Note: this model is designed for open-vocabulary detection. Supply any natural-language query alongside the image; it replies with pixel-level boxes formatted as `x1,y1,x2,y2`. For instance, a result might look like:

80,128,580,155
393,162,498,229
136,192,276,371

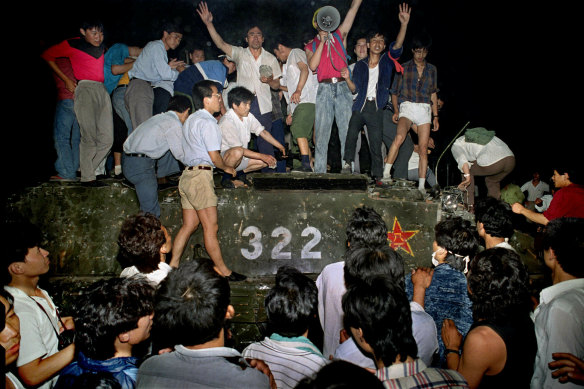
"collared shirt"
390,59,437,105
543,184,584,221
451,135,514,172
104,43,130,94
129,40,179,94
230,46,281,115
123,111,184,161
376,359,469,389
521,180,550,202
120,262,173,286
531,279,584,389
182,109,222,167
242,334,328,389
4,286,61,389
282,48,318,113
219,108,264,153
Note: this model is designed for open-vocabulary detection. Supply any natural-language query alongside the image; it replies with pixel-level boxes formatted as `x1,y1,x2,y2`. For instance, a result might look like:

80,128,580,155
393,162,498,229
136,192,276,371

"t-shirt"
218,109,264,152
520,180,550,202
304,29,348,81
42,37,106,82
282,48,318,113
543,184,584,221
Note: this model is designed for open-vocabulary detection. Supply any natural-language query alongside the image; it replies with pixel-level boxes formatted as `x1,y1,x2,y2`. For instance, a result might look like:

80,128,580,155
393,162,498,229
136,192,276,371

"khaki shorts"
178,168,217,210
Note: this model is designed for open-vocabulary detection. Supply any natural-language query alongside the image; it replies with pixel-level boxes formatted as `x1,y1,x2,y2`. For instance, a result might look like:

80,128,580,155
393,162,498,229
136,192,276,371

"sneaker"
341,162,352,174
292,166,313,173
227,271,247,282
50,175,78,182
379,177,393,185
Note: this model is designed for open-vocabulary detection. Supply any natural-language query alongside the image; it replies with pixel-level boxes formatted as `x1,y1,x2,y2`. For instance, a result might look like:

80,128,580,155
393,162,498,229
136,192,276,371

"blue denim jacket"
351,42,403,112
55,352,139,389
406,263,474,367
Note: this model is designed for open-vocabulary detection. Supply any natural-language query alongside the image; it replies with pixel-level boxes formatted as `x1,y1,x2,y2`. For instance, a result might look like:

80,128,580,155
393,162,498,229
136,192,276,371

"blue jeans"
53,99,80,179
122,151,180,217
314,82,352,173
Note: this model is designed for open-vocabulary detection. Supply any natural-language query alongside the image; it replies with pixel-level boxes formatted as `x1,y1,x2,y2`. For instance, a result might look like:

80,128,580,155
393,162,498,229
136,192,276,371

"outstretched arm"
307,30,328,72
393,3,411,50
511,202,550,225
197,2,233,57
338,0,364,45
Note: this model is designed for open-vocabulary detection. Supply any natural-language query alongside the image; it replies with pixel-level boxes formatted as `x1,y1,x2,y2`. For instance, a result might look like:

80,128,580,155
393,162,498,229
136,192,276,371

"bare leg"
383,117,412,179
169,208,200,267
297,137,309,156
197,206,232,277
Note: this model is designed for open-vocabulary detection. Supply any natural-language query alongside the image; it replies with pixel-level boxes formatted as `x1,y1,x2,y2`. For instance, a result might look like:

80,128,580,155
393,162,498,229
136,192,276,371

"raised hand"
197,2,213,25
398,3,411,25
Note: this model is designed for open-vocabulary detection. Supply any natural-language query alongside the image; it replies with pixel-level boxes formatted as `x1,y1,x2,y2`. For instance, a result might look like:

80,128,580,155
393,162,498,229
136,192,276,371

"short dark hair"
265,266,317,337
270,34,294,53
554,162,581,185
342,276,418,365
1,220,42,285
474,197,514,239
192,80,217,110
295,360,384,389
80,19,104,33
343,245,404,289
366,30,386,43
542,217,584,277
153,258,230,347
468,248,531,322
434,217,480,272
167,95,192,114
411,32,432,50
117,213,166,274
227,86,255,110
345,206,388,248
74,276,155,360
162,22,182,35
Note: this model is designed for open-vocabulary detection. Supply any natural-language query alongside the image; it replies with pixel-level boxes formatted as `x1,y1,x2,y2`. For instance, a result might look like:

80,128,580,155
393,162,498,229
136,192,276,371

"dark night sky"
9,0,559,200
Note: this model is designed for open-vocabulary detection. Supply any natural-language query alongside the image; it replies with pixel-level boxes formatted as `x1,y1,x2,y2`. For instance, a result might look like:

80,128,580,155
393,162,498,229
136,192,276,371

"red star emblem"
387,217,419,256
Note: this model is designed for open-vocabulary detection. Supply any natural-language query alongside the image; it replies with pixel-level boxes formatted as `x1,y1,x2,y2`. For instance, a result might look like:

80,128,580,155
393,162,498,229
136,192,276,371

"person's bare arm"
393,3,411,50
512,203,550,225
18,344,75,387
307,30,328,72
197,2,233,57
431,92,439,131
208,150,236,176
291,61,310,103
45,61,76,93
341,67,355,93
411,267,433,308
111,57,136,75
258,130,286,155
337,0,364,45
128,46,142,57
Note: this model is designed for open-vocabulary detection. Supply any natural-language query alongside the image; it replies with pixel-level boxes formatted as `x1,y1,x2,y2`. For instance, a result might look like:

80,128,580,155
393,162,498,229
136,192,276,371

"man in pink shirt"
305,0,363,173
42,19,113,186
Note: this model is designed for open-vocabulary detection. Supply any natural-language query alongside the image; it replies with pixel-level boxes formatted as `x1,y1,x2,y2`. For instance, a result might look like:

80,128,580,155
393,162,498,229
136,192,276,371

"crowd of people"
2,202,584,389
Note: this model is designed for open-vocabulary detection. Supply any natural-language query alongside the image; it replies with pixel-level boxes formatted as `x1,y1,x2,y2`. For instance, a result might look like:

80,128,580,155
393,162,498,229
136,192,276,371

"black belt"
186,165,212,171
126,153,147,158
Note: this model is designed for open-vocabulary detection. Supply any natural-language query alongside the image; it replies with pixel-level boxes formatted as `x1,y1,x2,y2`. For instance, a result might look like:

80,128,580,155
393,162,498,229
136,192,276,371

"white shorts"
399,102,432,126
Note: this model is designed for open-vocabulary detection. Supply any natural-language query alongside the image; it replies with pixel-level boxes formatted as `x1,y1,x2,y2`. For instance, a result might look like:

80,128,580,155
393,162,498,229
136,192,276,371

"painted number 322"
240,226,322,260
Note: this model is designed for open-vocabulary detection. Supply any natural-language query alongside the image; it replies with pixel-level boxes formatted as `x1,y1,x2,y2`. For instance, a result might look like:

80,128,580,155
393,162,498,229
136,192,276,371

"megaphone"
314,6,341,32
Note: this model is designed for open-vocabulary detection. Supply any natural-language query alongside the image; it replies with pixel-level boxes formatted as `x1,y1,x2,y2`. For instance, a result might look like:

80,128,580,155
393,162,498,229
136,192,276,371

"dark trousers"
345,101,384,178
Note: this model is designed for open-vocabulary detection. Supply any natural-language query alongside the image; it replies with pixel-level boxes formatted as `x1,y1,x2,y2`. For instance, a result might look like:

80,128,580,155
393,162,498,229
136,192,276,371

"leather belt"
320,77,345,84
126,153,147,158
186,165,212,171
366,97,376,101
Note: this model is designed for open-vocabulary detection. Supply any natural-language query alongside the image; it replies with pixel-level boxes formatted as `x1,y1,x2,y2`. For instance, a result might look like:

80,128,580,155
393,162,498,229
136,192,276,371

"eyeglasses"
212,93,222,99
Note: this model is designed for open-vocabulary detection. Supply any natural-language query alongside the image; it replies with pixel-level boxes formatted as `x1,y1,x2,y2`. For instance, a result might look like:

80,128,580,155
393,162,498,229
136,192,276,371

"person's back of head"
474,197,514,239
117,213,167,274
434,217,480,272
264,266,317,338
1,219,42,285
343,244,404,289
467,247,531,323
342,276,418,366
75,276,155,360
227,86,254,110
295,360,384,389
192,80,217,111
167,94,192,115
345,206,388,248
153,257,231,347
542,217,584,278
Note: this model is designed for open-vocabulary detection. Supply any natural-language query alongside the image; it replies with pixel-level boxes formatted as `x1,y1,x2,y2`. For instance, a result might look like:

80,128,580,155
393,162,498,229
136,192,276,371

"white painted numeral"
271,227,292,259
301,226,322,259
241,226,262,260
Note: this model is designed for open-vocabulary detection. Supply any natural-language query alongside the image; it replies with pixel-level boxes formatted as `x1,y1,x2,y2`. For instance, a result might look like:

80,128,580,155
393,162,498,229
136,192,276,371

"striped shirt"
242,334,329,389
390,59,437,106
376,359,468,389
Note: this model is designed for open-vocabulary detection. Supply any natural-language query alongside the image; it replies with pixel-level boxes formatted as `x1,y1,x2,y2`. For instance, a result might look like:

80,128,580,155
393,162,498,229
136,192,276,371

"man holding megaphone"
305,0,363,174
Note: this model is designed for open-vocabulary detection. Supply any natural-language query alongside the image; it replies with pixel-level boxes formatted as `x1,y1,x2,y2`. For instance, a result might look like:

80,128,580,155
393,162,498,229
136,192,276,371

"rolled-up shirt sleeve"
451,137,473,172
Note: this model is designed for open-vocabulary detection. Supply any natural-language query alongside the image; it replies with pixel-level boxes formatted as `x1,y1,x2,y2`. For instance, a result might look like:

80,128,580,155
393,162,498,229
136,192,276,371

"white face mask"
431,250,440,267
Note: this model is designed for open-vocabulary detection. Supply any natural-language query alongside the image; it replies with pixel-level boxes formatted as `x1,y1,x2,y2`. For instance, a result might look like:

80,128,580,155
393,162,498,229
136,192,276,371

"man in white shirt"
272,36,318,173
521,170,550,210
219,86,286,188
531,217,584,389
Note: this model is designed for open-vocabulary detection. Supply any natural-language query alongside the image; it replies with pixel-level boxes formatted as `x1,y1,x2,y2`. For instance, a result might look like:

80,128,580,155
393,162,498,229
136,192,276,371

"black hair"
434,217,480,272
227,86,255,110
411,32,432,50
345,206,388,248
167,95,192,115
270,34,294,53
474,197,514,239
74,276,155,360
192,79,217,111
117,213,166,274
343,245,404,289
1,220,42,285
80,19,104,33
264,266,317,337
295,360,384,389
553,161,581,185
542,217,584,277
161,22,182,35
153,258,230,347
366,30,386,44
342,276,418,365
467,248,531,322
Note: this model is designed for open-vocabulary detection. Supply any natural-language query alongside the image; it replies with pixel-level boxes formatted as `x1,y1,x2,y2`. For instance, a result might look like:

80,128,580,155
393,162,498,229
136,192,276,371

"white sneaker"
341,162,352,174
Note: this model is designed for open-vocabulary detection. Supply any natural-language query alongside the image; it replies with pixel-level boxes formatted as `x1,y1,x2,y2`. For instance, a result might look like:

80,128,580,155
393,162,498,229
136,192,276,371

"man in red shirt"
42,19,113,186
512,166,584,225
